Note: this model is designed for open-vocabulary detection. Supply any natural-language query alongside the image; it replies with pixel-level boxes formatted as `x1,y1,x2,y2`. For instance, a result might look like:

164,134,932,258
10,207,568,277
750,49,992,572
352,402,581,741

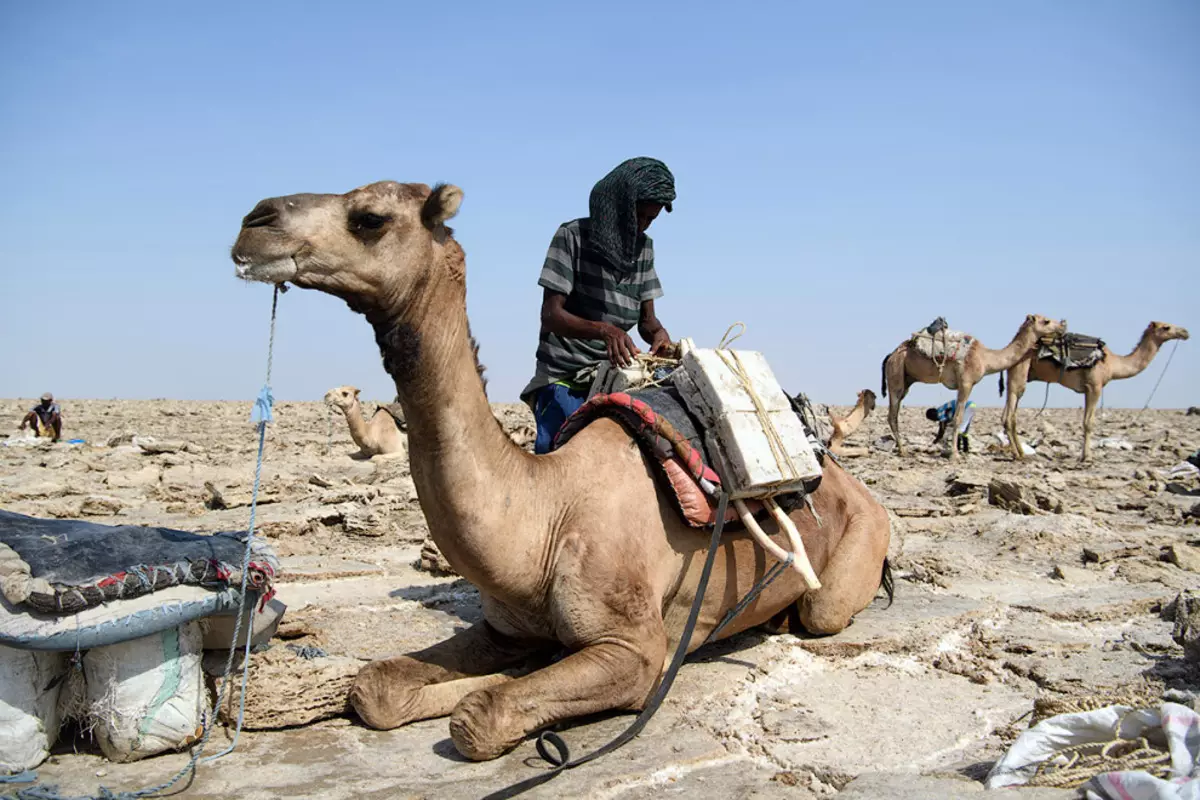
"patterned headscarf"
586,157,676,272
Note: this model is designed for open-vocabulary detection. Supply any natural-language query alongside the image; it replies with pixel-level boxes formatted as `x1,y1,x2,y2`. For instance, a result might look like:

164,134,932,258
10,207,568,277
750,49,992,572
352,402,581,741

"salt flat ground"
2,398,1197,799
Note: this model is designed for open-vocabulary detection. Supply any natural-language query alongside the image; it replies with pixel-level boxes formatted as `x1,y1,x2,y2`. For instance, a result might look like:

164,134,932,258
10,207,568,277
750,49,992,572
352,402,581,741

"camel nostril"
242,199,281,229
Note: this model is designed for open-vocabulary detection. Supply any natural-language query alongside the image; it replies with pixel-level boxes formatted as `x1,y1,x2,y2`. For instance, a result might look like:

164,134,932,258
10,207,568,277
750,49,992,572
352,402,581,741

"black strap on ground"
480,493,730,800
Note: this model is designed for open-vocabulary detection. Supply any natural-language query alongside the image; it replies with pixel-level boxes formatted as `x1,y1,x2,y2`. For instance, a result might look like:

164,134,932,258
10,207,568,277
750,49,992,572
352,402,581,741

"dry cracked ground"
2,398,1198,800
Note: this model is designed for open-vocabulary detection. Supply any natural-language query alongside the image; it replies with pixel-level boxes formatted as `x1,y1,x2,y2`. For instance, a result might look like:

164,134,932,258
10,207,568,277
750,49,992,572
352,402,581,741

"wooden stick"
734,498,820,590
765,497,822,590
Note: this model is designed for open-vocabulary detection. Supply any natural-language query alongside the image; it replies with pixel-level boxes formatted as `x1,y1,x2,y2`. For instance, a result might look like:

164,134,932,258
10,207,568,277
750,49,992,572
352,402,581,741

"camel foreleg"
448,628,668,761
350,621,538,730
1081,388,1100,463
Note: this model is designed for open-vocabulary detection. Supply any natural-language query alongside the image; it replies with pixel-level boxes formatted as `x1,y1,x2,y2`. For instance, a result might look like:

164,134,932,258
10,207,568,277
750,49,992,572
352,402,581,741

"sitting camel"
324,385,408,458
881,314,1065,459
1000,321,1190,462
828,389,876,455
231,180,892,761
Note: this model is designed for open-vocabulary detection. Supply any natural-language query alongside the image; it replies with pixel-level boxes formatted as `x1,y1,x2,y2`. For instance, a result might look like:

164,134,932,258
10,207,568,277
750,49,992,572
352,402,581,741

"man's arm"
931,420,947,445
541,289,640,367
638,299,672,356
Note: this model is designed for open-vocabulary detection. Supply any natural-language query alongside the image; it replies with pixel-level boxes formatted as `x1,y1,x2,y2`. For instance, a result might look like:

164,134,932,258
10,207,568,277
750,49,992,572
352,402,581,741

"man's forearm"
543,305,612,340
638,317,665,345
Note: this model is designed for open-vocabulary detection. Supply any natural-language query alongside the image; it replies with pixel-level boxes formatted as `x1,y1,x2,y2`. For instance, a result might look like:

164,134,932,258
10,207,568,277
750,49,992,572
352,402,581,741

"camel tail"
998,372,1005,397
879,557,895,609
880,355,889,399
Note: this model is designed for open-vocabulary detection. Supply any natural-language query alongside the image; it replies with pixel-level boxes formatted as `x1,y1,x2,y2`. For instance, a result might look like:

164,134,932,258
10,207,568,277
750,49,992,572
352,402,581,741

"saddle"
1037,332,1106,370
553,386,821,529
909,318,974,365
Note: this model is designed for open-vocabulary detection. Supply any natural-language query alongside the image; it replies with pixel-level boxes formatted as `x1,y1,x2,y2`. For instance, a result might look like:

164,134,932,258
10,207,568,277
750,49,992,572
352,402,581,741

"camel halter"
1140,339,1180,414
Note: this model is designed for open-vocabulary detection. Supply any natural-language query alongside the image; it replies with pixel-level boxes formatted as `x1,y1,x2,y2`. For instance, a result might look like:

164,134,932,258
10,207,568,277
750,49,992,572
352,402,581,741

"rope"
1027,736,1171,788
717,321,745,349
1140,339,1179,414
11,285,283,800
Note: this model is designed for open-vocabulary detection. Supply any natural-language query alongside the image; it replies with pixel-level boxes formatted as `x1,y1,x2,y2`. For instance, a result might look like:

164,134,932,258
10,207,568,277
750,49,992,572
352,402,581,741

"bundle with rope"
6,285,286,800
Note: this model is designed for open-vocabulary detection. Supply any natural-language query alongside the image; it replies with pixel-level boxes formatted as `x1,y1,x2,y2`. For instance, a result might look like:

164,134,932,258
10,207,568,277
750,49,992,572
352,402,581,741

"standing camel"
1000,321,1190,462
230,180,892,761
881,315,1065,459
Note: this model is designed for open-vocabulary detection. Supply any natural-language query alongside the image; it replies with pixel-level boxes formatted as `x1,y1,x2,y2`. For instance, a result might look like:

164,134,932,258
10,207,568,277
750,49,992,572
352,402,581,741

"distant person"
927,398,975,454
520,157,677,454
20,393,62,442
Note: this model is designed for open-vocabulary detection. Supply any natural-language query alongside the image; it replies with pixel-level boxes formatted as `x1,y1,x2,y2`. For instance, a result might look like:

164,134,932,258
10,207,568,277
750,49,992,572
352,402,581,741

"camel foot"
448,687,526,761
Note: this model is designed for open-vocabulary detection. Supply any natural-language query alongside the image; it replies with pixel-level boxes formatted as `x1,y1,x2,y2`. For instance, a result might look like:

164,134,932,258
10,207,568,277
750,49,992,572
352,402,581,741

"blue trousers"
533,383,588,454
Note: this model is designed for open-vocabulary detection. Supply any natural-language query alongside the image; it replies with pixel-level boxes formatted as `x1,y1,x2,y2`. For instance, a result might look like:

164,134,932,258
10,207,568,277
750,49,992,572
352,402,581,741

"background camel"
323,385,407,458
1000,321,1190,462
881,314,1065,459
230,180,892,762
828,389,876,455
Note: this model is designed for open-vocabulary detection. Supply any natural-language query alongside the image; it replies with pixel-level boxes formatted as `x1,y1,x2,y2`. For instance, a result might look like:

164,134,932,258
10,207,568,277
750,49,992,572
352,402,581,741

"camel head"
324,385,361,410
857,389,877,415
1145,321,1190,344
1021,314,1066,339
230,181,464,315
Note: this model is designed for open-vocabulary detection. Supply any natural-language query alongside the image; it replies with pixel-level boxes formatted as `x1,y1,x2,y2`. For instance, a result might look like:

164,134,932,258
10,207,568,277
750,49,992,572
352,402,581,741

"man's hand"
648,328,673,357
602,323,640,367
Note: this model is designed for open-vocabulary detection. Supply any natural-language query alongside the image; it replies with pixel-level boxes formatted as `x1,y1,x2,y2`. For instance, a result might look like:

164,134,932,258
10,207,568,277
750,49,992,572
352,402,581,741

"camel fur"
880,314,1065,459
1000,321,1190,462
324,385,408,459
230,180,891,762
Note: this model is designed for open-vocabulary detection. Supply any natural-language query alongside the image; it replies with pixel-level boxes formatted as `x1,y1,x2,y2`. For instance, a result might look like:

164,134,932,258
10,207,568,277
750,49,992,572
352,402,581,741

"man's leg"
533,385,587,455
957,403,975,453
50,414,62,442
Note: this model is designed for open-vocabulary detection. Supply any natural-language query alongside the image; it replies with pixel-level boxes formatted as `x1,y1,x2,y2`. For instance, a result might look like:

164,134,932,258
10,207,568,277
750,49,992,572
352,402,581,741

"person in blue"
927,398,976,454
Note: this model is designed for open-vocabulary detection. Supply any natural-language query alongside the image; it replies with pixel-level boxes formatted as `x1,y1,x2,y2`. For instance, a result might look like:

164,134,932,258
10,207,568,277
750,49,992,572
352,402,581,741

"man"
927,398,976,454
20,393,62,442
521,157,677,454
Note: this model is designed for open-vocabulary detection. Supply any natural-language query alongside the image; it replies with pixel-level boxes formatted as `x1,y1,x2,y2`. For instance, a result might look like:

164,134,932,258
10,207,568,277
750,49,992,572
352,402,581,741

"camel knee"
797,591,854,635
349,658,437,730
449,687,526,761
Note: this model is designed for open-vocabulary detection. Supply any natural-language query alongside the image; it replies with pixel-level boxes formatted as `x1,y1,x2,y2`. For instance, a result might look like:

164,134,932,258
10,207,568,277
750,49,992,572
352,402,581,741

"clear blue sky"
2,1,1196,410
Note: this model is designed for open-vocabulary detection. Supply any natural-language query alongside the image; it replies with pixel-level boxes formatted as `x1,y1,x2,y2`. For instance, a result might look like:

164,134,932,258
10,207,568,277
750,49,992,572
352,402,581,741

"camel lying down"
230,180,892,761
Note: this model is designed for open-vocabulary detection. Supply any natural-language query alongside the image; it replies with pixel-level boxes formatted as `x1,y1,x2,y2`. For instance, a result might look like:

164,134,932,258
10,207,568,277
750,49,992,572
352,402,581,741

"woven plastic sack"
82,622,206,763
0,646,65,773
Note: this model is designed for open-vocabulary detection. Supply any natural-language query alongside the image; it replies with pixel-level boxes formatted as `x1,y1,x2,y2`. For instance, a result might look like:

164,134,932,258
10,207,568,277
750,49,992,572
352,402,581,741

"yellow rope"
1027,736,1172,788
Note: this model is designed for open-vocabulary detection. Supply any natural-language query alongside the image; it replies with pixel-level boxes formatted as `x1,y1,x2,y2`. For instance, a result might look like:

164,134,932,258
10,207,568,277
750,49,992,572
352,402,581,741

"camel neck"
982,324,1037,370
364,248,532,584
1109,330,1160,380
341,402,371,447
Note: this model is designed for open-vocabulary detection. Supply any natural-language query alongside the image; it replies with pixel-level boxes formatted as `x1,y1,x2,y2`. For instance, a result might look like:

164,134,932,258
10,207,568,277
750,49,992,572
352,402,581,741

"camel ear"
422,184,463,229
1025,314,1034,323
353,388,361,398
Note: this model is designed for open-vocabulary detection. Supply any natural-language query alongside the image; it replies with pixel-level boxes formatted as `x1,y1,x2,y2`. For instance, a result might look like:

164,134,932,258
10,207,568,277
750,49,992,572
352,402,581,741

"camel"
1000,321,1190,462
230,180,891,762
880,314,1065,459
324,385,408,458
828,389,876,456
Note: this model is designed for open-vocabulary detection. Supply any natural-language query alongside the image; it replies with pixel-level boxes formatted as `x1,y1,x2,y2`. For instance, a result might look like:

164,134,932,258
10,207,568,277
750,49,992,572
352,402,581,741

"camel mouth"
233,256,298,285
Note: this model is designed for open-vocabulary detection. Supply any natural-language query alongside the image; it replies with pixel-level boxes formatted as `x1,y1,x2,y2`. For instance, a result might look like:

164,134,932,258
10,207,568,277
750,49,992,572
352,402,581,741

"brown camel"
324,385,408,458
1000,321,1190,462
881,315,1065,459
828,389,876,455
230,180,891,762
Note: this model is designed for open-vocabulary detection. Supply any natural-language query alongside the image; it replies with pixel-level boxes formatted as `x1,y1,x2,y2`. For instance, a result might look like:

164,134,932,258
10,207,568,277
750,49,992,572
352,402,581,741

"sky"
1,1,1197,411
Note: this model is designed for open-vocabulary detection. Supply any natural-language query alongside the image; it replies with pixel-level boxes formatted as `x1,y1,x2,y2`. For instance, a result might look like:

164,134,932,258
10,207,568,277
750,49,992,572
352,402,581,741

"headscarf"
586,157,676,272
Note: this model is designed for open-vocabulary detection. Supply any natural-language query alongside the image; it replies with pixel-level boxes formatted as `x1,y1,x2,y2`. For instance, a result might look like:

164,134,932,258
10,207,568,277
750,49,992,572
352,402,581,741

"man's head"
925,408,939,423
40,393,53,405
636,201,663,233
587,157,676,270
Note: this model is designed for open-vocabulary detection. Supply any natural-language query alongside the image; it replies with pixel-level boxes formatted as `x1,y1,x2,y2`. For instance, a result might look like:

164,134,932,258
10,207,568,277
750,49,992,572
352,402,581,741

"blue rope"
5,286,282,800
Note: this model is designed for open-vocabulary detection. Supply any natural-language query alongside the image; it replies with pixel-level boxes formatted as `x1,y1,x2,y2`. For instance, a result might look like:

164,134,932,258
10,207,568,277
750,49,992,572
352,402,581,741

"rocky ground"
1,398,1198,800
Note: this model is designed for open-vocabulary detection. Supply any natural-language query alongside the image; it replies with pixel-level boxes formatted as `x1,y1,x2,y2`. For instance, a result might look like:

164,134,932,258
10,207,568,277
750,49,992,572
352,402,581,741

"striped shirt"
521,218,663,400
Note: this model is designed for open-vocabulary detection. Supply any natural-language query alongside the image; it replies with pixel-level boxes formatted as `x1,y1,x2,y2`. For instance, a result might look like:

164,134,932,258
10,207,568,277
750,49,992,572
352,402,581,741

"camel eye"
349,211,391,232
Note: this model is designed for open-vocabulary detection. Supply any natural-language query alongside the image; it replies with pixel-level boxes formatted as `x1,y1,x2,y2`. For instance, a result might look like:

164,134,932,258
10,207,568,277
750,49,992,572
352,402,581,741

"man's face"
636,201,663,233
